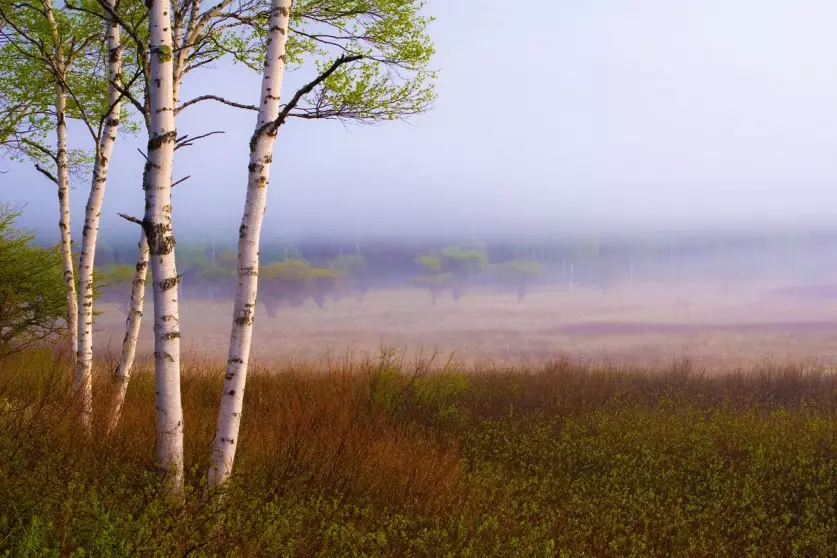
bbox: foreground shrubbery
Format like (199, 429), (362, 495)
(3, 350), (837, 556)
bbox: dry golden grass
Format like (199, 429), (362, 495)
(5, 349), (837, 554)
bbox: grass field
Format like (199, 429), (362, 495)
(6, 280), (837, 555)
(95, 281), (837, 369)
(3, 350), (837, 555)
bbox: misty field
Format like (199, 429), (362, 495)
(4, 350), (837, 555)
(7, 280), (837, 555)
(96, 281), (837, 370)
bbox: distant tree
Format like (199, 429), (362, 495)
(438, 246), (488, 282)
(414, 254), (444, 304)
(331, 254), (368, 301)
(0, 206), (66, 360)
(413, 272), (455, 305)
(259, 259), (312, 315)
(590, 246), (623, 297)
(490, 260), (542, 302)
(416, 254), (443, 273)
(97, 261), (149, 311)
(175, 246), (235, 300)
(414, 246), (487, 304)
(258, 259), (345, 315)
(564, 239), (601, 283)
(216, 249), (238, 270)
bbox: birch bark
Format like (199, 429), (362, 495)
(145, 0), (184, 491)
(208, 0), (292, 490)
(107, 229), (148, 434)
(76, 0), (123, 428)
(44, 0), (78, 369)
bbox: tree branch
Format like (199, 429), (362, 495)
(261, 54), (363, 137)
(118, 213), (143, 226)
(175, 95), (257, 115)
(111, 77), (146, 117)
(98, 66), (142, 137)
(34, 164), (58, 184)
(90, 0), (147, 54)
(171, 175), (191, 188)
(19, 138), (58, 163)
(174, 130), (224, 150)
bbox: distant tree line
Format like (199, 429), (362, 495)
(92, 232), (837, 312)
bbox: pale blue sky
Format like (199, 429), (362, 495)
(4, 0), (837, 243)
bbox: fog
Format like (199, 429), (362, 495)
(7, 0), (837, 368)
(5, 0), (837, 243)
(86, 234), (837, 369)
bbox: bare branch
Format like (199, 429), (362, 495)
(64, 2), (108, 22)
(118, 213), (143, 226)
(175, 95), (257, 115)
(171, 175), (191, 188)
(174, 130), (224, 151)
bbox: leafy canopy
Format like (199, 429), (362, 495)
(190, 0), (436, 125)
(0, 0), (141, 173)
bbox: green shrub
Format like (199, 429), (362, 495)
(0, 206), (67, 359)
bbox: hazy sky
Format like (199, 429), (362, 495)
(4, 0), (837, 243)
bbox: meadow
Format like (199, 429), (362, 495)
(4, 347), (837, 556)
(4, 0), (834, 551)
(5, 279), (837, 555)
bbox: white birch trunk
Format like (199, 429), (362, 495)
(56, 92), (78, 366)
(107, 229), (149, 434)
(208, 0), (292, 490)
(44, 0), (78, 369)
(145, 0), (184, 492)
(76, 2), (123, 429)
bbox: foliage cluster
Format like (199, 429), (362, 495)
(0, 207), (66, 359)
(415, 246), (488, 276)
(261, 259), (346, 282)
(3, 351), (837, 555)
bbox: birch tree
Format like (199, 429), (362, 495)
(95, 0), (266, 468)
(207, 1), (295, 489)
(134, 0), (186, 491)
(96, 0), (310, 446)
(2, 0), (144, 428)
(74, 0), (124, 428)
(0, 0), (84, 364)
(106, 230), (147, 434)
(209, 0), (436, 489)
